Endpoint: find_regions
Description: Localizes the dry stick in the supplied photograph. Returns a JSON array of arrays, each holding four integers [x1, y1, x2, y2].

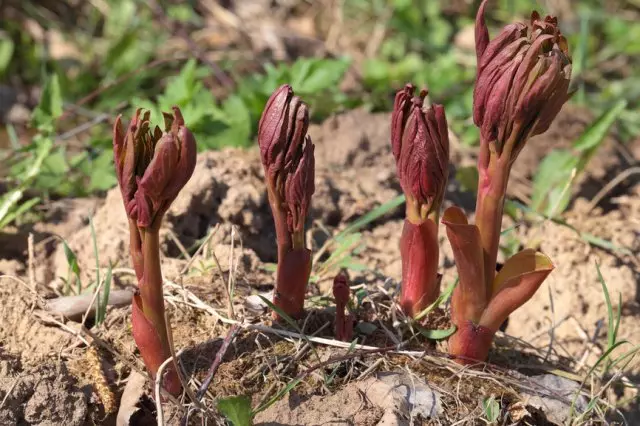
[[28, 233, 35, 291], [195, 323, 241, 400], [56, 103, 127, 141], [586, 166, 640, 213], [0, 378, 20, 410], [81, 271, 109, 325], [45, 290, 133, 320], [167, 228, 192, 263], [543, 277, 558, 363], [155, 350, 185, 426], [226, 225, 237, 319]]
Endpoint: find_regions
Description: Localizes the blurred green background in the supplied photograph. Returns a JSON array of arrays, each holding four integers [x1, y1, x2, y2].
[[0, 0, 638, 228]]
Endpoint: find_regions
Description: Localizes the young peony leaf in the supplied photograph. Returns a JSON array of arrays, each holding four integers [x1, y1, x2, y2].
[[479, 249, 554, 332], [442, 206, 486, 326]]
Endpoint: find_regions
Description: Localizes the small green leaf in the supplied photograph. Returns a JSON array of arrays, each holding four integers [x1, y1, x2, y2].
[[0, 37, 14, 74], [217, 395, 253, 426], [414, 279, 457, 321], [261, 263, 277, 272], [482, 395, 500, 423], [96, 264, 113, 325], [63, 241, 81, 277], [31, 74, 63, 127], [415, 325, 457, 341], [253, 377, 304, 415], [595, 262, 619, 352]]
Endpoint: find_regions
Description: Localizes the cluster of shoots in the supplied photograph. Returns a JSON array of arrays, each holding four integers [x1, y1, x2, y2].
[[116, 0, 572, 387]]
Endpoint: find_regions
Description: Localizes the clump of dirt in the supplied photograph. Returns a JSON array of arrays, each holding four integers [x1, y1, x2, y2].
[[0, 277, 74, 363], [254, 385, 384, 425], [0, 351, 89, 425], [510, 201, 640, 365]]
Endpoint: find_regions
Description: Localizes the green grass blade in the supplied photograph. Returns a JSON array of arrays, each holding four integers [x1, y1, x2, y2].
[[595, 262, 616, 350], [253, 376, 303, 415], [335, 194, 405, 241], [414, 278, 457, 321]]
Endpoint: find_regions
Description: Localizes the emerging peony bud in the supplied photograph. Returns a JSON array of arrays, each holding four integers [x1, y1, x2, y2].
[[258, 85, 315, 320], [391, 84, 449, 317], [258, 84, 310, 198], [391, 85, 449, 222], [113, 107, 197, 229], [333, 273, 353, 342], [474, 0, 571, 160]]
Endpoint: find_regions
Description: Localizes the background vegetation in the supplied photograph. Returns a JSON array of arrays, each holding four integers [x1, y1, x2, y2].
[[0, 0, 638, 227]]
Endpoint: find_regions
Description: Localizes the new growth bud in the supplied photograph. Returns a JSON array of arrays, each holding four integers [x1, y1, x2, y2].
[[391, 85, 449, 223], [113, 107, 197, 229], [113, 106, 197, 396], [391, 84, 450, 317], [333, 273, 353, 342], [474, 0, 571, 161], [258, 85, 316, 319]]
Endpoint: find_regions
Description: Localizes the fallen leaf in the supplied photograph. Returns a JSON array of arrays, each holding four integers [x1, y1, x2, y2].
[[116, 371, 147, 426]]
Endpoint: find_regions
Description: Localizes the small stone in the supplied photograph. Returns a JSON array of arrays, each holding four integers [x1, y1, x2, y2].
[[521, 374, 588, 425], [358, 371, 443, 419]]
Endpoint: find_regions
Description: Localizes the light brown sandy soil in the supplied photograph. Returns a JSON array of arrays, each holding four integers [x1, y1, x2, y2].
[[0, 106, 638, 424]]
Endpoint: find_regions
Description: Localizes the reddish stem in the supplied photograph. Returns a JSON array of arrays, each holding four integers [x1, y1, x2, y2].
[[474, 143, 510, 293], [128, 219, 144, 281], [399, 218, 440, 317], [133, 227, 181, 395], [333, 274, 353, 341], [273, 248, 311, 320], [267, 184, 311, 320], [447, 320, 495, 364]]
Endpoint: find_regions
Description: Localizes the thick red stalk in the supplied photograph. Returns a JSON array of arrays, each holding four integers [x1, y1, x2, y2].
[[266, 185, 311, 320], [131, 226, 180, 395], [399, 218, 440, 317], [474, 142, 510, 291], [273, 248, 311, 319], [447, 320, 495, 364]]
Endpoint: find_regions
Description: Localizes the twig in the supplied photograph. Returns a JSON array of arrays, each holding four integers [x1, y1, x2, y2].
[[586, 166, 640, 212], [28, 233, 35, 291], [167, 228, 192, 263], [56, 107, 124, 141], [0, 377, 20, 409], [226, 225, 237, 319], [45, 289, 133, 320], [196, 323, 241, 400], [81, 271, 109, 325], [155, 351, 184, 426]]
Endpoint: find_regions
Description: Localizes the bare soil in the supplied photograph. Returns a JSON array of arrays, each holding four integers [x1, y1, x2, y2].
[[0, 106, 638, 424]]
